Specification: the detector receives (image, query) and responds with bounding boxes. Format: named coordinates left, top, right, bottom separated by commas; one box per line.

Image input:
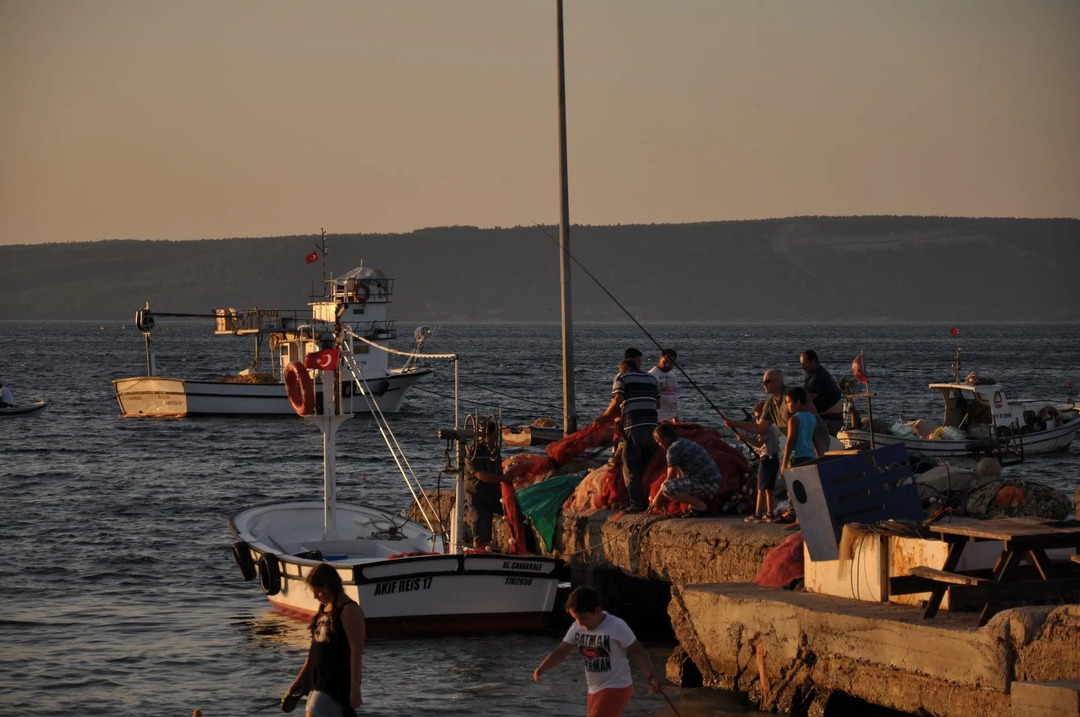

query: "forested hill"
left=1, top=216, right=1077, bottom=323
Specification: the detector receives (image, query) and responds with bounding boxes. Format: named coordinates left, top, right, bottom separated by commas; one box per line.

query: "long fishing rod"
left=532, top=223, right=736, bottom=423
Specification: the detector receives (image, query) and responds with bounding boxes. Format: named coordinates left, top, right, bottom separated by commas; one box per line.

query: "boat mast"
left=556, top=0, right=577, bottom=435
left=311, top=345, right=351, bottom=540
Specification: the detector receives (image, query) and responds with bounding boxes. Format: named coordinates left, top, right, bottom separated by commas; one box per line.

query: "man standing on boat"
left=594, top=358, right=660, bottom=513
left=0, top=382, right=13, bottom=407
left=464, top=419, right=508, bottom=551
left=648, top=349, right=678, bottom=423
left=799, top=350, right=844, bottom=435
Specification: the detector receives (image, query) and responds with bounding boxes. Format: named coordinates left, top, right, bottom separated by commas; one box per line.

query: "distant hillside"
left=1, top=216, right=1077, bottom=322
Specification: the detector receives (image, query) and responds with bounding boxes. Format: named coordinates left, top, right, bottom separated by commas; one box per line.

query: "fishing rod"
left=532, top=223, right=742, bottom=426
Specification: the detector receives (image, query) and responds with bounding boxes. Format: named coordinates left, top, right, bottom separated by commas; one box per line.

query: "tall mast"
left=556, top=0, right=577, bottom=434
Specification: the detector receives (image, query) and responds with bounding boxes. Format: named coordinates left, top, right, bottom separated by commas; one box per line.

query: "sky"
left=1, top=0, right=1078, bottom=246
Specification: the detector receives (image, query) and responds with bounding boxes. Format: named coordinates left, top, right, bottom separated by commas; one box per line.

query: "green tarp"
left=514, top=473, right=586, bottom=552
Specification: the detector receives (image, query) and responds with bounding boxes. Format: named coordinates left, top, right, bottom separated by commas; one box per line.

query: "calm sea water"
left=1, top=321, right=1076, bottom=716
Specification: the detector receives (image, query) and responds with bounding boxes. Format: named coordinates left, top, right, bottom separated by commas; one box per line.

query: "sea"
left=1, top=320, right=1077, bottom=717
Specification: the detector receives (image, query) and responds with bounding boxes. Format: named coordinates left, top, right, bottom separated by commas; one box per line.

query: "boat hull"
left=112, top=368, right=431, bottom=417
left=0, top=400, right=49, bottom=416
left=230, top=501, right=561, bottom=633
left=838, top=417, right=1080, bottom=458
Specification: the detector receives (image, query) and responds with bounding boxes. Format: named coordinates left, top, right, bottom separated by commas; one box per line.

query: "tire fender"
left=258, top=554, right=282, bottom=596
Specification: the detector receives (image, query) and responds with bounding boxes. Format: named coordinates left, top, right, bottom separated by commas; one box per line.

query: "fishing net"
left=501, top=453, right=556, bottom=489
left=545, top=418, right=614, bottom=463
left=514, top=473, right=588, bottom=551
left=965, top=479, right=1071, bottom=520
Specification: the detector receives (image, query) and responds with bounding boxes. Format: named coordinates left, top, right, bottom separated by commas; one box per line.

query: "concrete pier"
left=517, top=511, right=1080, bottom=717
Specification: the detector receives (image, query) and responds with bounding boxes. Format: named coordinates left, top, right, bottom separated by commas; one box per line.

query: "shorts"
left=305, top=690, right=344, bottom=717
left=586, top=685, right=633, bottom=717
left=661, top=473, right=723, bottom=499
left=756, top=454, right=780, bottom=492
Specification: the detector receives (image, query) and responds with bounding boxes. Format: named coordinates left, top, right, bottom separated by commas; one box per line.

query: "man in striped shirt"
left=594, top=359, right=660, bottom=513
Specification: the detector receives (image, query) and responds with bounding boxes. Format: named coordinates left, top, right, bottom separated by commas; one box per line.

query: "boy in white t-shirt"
left=533, top=586, right=661, bottom=716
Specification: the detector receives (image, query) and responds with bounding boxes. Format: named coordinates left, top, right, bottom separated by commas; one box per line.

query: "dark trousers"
left=622, top=425, right=657, bottom=508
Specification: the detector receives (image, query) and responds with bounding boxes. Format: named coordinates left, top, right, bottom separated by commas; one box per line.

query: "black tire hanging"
left=258, top=554, right=282, bottom=596
left=232, top=541, right=256, bottom=582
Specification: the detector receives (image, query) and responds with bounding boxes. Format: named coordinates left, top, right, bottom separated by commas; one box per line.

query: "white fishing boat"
left=229, top=337, right=561, bottom=633
left=838, top=371, right=1080, bottom=460
left=0, top=400, right=50, bottom=417
left=112, top=265, right=432, bottom=417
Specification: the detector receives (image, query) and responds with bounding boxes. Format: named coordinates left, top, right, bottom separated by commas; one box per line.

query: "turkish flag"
left=305, top=251, right=320, bottom=264
left=950, top=326, right=960, bottom=336
left=304, top=349, right=340, bottom=371
left=852, top=351, right=869, bottom=384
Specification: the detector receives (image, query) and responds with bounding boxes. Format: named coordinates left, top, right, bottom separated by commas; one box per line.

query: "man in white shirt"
left=648, top=349, right=678, bottom=423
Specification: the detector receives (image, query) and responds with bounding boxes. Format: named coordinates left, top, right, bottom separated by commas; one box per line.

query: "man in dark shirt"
left=594, top=359, right=660, bottom=513
left=799, top=350, right=844, bottom=435
left=464, top=420, right=506, bottom=550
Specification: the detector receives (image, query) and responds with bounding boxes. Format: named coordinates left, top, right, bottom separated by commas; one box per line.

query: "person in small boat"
left=781, top=387, right=824, bottom=471
left=648, top=348, right=679, bottom=423
left=287, top=563, right=365, bottom=717
left=593, top=358, right=660, bottom=513
left=533, top=586, right=661, bottom=717
left=649, top=423, right=722, bottom=516
left=799, top=350, right=845, bottom=435
left=465, top=419, right=508, bottom=550
left=0, top=382, right=13, bottom=408
left=734, top=400, right=783, bottom=523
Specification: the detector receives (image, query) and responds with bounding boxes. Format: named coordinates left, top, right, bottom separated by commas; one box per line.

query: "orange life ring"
left=284, top=361, right=315, bottom=415
left=353, top=282, right=371, bottom=304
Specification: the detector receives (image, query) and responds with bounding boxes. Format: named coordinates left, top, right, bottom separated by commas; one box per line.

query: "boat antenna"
left=951, top=327, right=962, bottom=383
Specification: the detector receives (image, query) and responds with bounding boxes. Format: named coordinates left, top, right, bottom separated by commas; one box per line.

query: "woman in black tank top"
left=287, top=563, right=366, bottom=716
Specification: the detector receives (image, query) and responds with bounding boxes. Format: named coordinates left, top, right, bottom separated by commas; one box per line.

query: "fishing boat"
left=229, top=333, right=561, bottom=632
left=0, top=400, right=50, bottom=417
left=112, top=265, right=432, bottom=417
left=838, top=367, right=1080, bottom=459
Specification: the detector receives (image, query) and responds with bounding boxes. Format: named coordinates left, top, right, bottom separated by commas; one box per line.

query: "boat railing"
left=343, top=320, right=396, bottom=341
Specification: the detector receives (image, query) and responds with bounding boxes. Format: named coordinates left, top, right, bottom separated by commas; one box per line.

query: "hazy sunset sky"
left=2, top=0, right=1077, bottom=245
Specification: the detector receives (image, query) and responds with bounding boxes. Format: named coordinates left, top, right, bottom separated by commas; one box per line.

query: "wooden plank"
left=1070, top=554, right=1080, bottom=565
left=929, top=517, right=1080, bottom=543
left=909, top=566, right=988, bottom=586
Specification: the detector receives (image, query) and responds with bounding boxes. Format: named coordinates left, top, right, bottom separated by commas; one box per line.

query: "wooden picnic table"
left=889, top=516, right=1080, bottom=626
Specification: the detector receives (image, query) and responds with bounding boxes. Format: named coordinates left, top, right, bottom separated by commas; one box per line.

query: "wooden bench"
left=908, top=566, right=989, bottom=586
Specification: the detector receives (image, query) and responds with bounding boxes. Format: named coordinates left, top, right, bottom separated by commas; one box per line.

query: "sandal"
left=744, top=514, right=762, bottom=523
left=761, top=513, right=775, bottom=523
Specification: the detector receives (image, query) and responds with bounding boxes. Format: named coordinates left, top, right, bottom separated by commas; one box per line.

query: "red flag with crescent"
left=950, top=326, right=960, bottom=336
left=304, top=349, right=340, bottom=371
left=305, top=251, right=320, bottom=264
left=852, top=351, right=869, bottom=384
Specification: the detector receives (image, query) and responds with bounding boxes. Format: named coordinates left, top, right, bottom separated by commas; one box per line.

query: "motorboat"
left=501, top=418, right=563, bottom=447
left=0, top=400, right=50, bottom=417
left=838, top=370, right=1080, bottom=460
left=229, top=338, right=561, bottom=633
left=112, top=264, right=433, bottom=417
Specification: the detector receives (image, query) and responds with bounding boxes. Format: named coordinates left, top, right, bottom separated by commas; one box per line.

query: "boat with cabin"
left=228, top=328, right=561, bottom=632
left=838, top=353, right=1080, bottom=460
left=112, top=265, right=432, bottom=417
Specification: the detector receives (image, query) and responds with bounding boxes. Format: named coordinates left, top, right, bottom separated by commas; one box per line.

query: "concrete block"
left=1011, top=681, right=1080, bottom=717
